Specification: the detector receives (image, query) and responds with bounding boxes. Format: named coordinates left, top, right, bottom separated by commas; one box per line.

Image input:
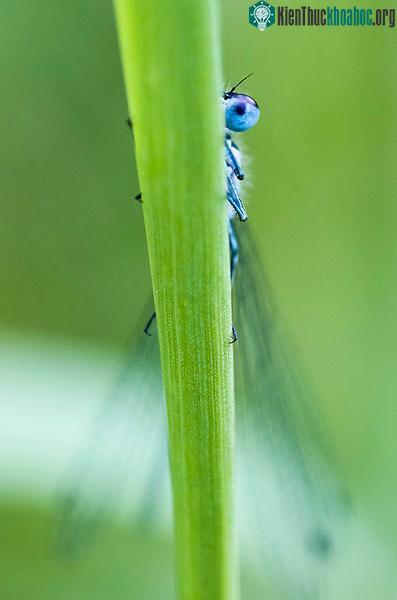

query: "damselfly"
left=57, top=76, right=349, bottom=599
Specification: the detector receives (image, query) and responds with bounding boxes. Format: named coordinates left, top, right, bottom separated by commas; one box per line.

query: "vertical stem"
left=114, top=1, right=237, bottom=599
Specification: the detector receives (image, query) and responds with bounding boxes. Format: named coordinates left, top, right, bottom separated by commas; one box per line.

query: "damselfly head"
left=224, top=73, right=260, bottom=133
left=224, top=94, right=260, bottom=132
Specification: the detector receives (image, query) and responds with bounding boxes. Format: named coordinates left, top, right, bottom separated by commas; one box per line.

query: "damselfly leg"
left=144, top=311, right=156, bottom=336
left=224, top=135, right=245, bottom=181
left=142, top=220, right=240, bottom=342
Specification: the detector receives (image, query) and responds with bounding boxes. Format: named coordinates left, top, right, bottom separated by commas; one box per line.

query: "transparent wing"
left=233, top=224, right=350, bottom=598
left=54, top=304, right=169, bottom=557
left=54, top=227, right=349, bottom=598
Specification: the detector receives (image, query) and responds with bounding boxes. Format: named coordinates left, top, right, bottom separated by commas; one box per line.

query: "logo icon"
left=249, top=1, right=275, bottom=30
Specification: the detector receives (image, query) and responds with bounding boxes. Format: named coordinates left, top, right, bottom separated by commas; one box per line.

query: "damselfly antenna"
left=225, top=73, right=254, bottom=97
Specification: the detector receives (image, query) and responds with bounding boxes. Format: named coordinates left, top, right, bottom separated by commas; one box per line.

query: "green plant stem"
left=114, top=2, right=236, bottom=598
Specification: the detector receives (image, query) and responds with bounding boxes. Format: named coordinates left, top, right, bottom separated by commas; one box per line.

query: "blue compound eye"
left=224, top=93, right=260, bottom=132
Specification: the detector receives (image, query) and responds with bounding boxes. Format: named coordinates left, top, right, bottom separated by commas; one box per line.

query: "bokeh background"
left=1, top=0, right=396, bottom=598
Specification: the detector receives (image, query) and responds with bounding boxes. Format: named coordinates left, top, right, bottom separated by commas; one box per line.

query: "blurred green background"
left=1, top=0, right=396, bottom=598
